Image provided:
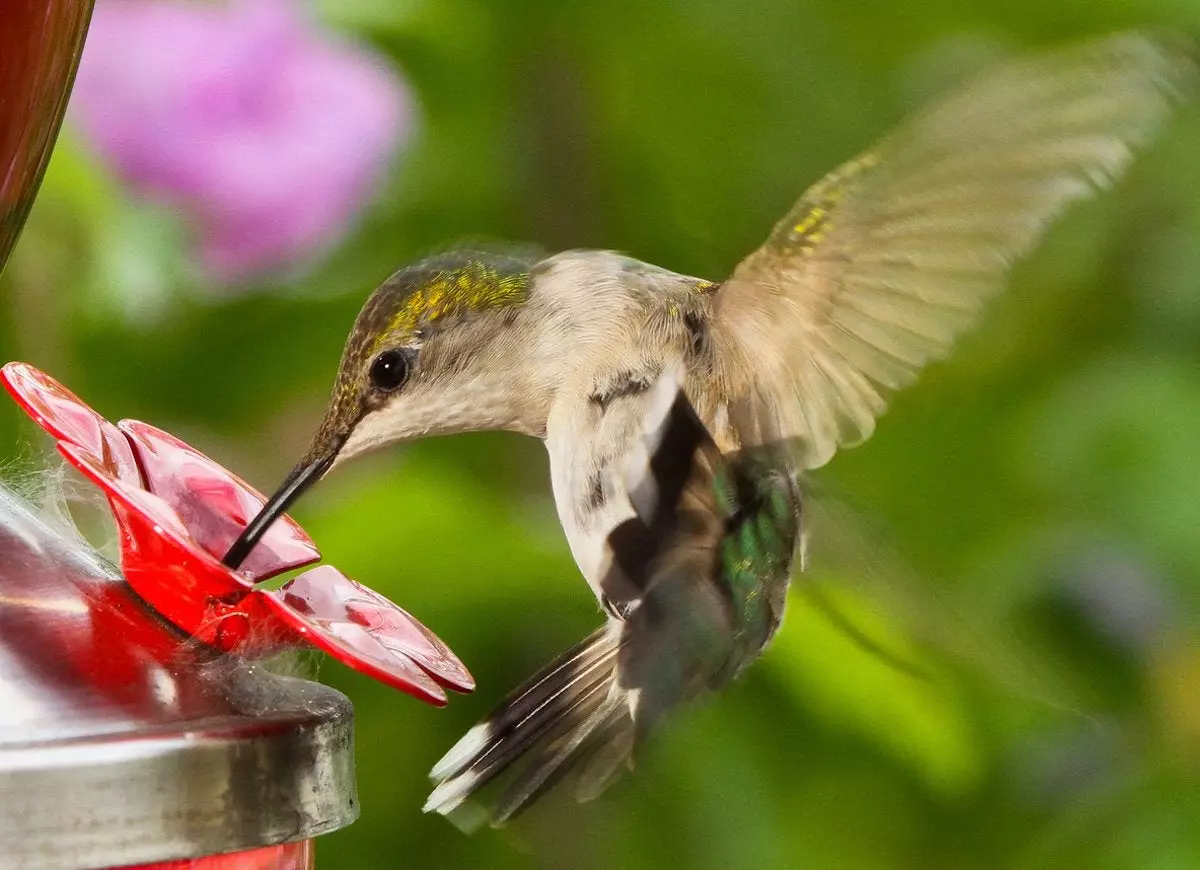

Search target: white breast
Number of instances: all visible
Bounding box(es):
[544,395,640,603]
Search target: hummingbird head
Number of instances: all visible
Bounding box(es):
[223,249,545,568]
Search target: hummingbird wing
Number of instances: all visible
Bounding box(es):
[425,373,801,825]
[710,32,1197,469]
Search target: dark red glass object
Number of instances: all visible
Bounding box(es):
[2,360,474,705]
[0,0,92,272]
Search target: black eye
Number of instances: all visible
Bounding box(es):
[369,349,412,392]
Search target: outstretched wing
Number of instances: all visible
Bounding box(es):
[711,32,1197,469]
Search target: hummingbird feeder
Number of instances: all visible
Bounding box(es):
[0,363,475,869]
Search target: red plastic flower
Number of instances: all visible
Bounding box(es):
[1,361,473,705]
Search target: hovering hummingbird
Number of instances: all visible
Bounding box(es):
[224,32,1196,824]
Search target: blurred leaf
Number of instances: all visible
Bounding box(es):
[770,582,985,796]
[297,444,579,616]
[1017,354,1200,609]
[31,131,118,222]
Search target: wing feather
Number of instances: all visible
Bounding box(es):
[712,32,1197,468]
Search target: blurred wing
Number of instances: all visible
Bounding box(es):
[712,32,1197,468]
[790,478,1089,712]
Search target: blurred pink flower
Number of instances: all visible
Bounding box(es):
[71,0,411,281]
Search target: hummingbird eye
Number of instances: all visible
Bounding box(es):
[369,349,412,392]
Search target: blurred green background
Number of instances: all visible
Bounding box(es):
[6,0,1200,867]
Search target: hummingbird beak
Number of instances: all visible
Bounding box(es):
[221,434,346,570]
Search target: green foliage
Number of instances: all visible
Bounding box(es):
[4,1,1200,867]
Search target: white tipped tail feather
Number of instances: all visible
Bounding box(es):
[424,624,632,825]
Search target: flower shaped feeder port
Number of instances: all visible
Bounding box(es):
[1,361,474,705]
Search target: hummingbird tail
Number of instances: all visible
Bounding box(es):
[424,622,635,826]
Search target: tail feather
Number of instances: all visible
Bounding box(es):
[572,706,636,802]
[431,625,615,782]
[426,661,608,810]
[492,693,629,824]
[425,625,629,822]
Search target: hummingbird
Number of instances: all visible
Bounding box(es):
[223,32,1196,824]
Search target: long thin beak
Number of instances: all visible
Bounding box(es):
[222,447,340,569]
